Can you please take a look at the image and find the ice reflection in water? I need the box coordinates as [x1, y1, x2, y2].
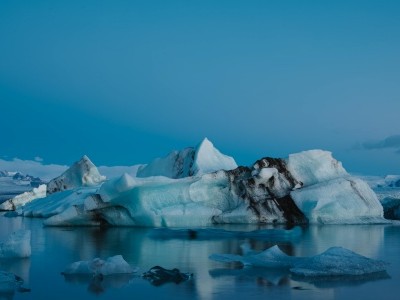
[62, 274, 135, 295]
[0, 216, 399, 300]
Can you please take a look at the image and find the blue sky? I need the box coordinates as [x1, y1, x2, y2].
[1, 0, 399, 175]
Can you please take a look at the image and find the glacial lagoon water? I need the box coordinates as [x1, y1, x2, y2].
[1, 215, 400, 300]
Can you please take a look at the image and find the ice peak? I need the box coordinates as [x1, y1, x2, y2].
[192, 138, 237, 175]
[46, 155, 106, 194]
[137, 138, 237, 178]
[195, 137, 212, 151]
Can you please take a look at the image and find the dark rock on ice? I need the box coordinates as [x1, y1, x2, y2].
[142, 266, 192, 286]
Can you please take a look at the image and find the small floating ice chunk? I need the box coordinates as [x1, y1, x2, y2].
[210, 244, 387, 277]
[62, 255, 137, 276]
[0, 230, 31, 258]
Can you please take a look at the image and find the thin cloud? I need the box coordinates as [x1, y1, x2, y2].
[0, 158, 68, 181]
[0, 157, 141, 181]
[362, 134, 400, 153]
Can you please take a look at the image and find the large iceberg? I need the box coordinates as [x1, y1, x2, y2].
[47, 155, 105, 194]
[136, 138, 237, 178]
[209, 243, 387, 277]
[0, 230, 31, 258]
[16, 144, 386, 226]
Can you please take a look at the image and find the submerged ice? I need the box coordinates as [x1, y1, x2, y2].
[209, 244, 387, 277]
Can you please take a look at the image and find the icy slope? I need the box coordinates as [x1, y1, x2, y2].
[46, 155, 105, 194]
[137, 138, 237, 178]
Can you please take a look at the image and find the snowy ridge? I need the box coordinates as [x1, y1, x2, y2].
[46, 155, 105, 194]
[137, 138, 237, 178]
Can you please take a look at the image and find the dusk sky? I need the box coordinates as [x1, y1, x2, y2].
[1, 0, 399, 175]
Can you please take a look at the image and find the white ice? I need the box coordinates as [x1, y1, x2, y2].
[137, 138, 237, 178]
[210, 244, 387, 277]
[290, 177, 386, 224]
[62, 255, 137, 276]
[286, 150, 347, 186]
[46, 155, 105, 194]
[0, 184, 46, 211]
[0, 230, 31, 258]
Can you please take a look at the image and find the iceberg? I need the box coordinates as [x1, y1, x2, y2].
[62, 255, 137, 276]
[0, 230, 31, 258]
[0, 184, 46, 211]
[209, 243, 388, 277]
[47, 155, 105, 194]
[17, 145, 385, 226]
[137, 138, 237, 178]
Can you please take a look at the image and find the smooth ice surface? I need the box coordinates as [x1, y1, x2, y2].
[0, 230, 31, 258]
[62, 255, 137, 276]
[291, 177, 386, 224]
[191, 138, 238, 175]
[286, 150, 347, 186]
[210, 244, 387, 277]
[137, 138, 237, 178]
[47, 155, 105, 194]
[0, 184, 46, 211]
[22, 187, 98, 219]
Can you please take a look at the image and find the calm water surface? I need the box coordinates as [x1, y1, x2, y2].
[1, 216, 399, 300]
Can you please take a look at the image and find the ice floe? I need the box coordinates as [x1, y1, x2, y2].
[209, 244, 388, 277]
